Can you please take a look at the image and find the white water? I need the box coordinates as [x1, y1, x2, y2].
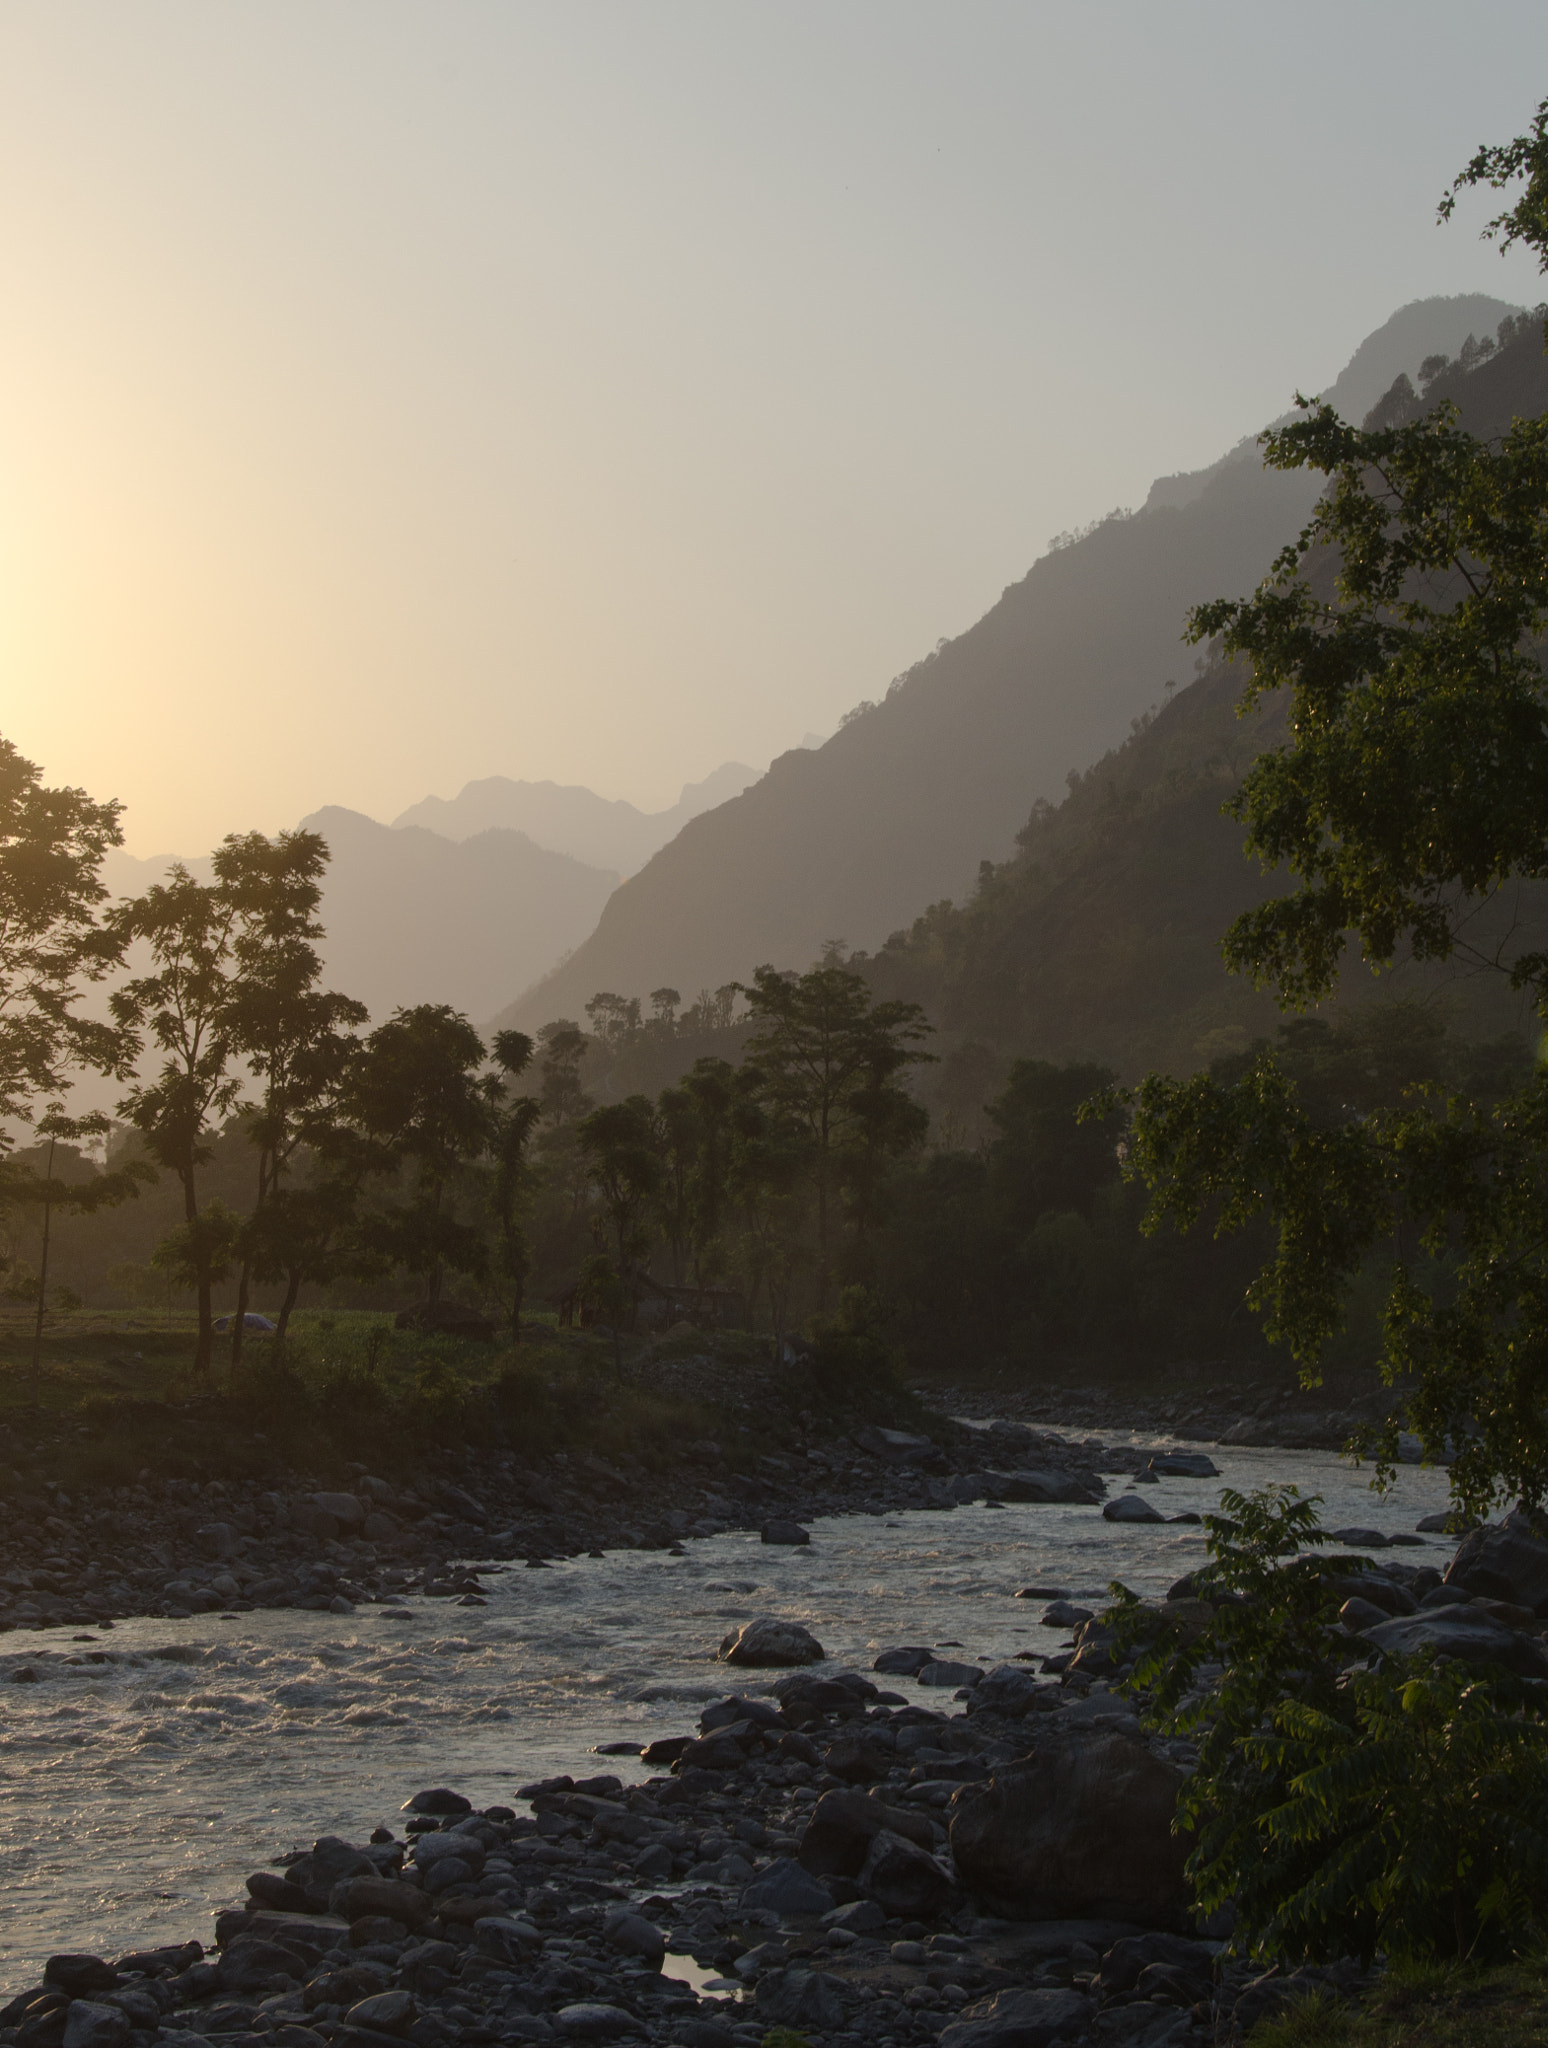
[0, 1441, 1452, 1982]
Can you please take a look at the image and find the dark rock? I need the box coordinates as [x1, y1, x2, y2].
[918, 1658, 983, 1688]
[1444, 1510, 1548, 1610]
[402, 1788, 472, 1815]
[1340, 1597, 1391, 1633]
[215, 1937, 307, 1995]
[950, 1731, 1191, 1927]
[939, 1988, 1097, 2048]
[245, 1873, 310, 1914]
[873, 1646, 935, 1676]
[718, 1617, 825, 1666]
[798, 1787, 937, 1877]
[44, 1962, 118, 2000]
[342, 1993, 415, 2038]
[1146, 1453, 1219, 1478]
[602, 1910, 665, 1963]
[1097, 1932, 1216, 1996]
[1102, 1495, 1164, 1524]
[761, 1521, 811, 1546]
[753, 1967, 846, 2032]
[60, 2006, 128, 2048]
[640, 1736, 694, 1766]
[741, 1858, 835, 1916]
[554, 2004, 644, 2039]
[337, 1877, 435, 1930]
[1362, 1606, 1548, 1677]
[1039, 1600, 1093, 1629]
[857, 1828, 952, 1919]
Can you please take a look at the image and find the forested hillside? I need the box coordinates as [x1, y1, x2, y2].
[496, 294, 1518, 1034]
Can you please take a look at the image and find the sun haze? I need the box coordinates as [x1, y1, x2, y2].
[3, 2, 1546, 853]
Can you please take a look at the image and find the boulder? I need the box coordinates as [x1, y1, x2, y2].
[1444, 1510, 1548, 1610]
[741, 1858, 835, 1916]
[873, 1646, 935, 1677]
[1039, 1600, 1093, 1630]
[719, 1617, 825, 1666]
[798, 1788, 937, 1876]
[43, 1964, 117, 2000]
[1102, 1495, 1164, 1524]
[1362, 1607, 1548, 1677]
[342, 1993, 416, 2037]
[939, 1988, 1097, 2048]
[555, 2006, 644, 2039]
[212, 1912, 348, 1962]
[60, 2008, 129, 2048]
[753, 1968, 846, 2033]
[1340, 1597, 1391, 1633]
[602, 1910, 665, 1964]
[950, 1732, 1191, 1927]
[215, 1936, 307, 1994]
[310, 1493, 365, 1529]
[1146, 1453, 1219, 1478]
[918, 1658, 983, 1688]
[1097, 1932, 1217, 1996]
[337, 1877, 435, 1929]
[473, 1920, 543, 1966]
[761, 1521, 811, 1546]
[993, 1469, 1104, 1505]
[857, 1828, 952, 1918]
[971, 1664, 1041, 1716]
[411, 1831, 486, 1877]
[402, 1787, 472, 1815]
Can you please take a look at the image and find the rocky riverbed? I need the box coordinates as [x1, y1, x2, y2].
[8, 1480, 1548, 2048]
[0, 1415, 1252, 1636]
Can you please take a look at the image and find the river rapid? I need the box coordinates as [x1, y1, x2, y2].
[0, 1439, 1452, 1979]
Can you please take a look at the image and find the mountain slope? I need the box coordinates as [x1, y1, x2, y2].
[392, 761, 759, 874]
[496, 294, 1519, 1032]
[103, 811, 618, 1027]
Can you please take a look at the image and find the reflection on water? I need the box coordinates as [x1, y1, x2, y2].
[0, 1439, 1450, 1977]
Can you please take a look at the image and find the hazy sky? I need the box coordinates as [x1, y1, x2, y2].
[4, 5, 1547, 854]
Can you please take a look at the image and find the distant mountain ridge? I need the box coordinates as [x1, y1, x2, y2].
[393, 760, 760, 874]
[102, 809, 617, 1026]
[493, 293, 1520, 1034]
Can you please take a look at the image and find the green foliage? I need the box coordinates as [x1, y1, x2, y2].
[1124, 1486, 1548, 1968]
[805, 1284, 905, 1403]
[761, 2032, 813, 2048]
[0, 735, 128, 1132]
[1114, 112, 1548, 1517]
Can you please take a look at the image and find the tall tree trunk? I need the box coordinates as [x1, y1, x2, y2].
[231, 1152, 270, 1369]
[185, 1166, 213, 1374]
[29, 1136, 55, 1410]
[276, 1265, 303, 1343]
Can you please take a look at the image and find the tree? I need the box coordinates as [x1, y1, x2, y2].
[346, 1004, 498, 1306]
[0, 737, 128, 1134]
[739, 963, 933, 1304]
[216, 830, 367, 1365]
[1118, 103, 1548, 1515]
[489, 1029, 540, 1340]
[578, 1095, 663, 1278]
[109, 866, 247, 1372]
[10, 1107, 152, 1404]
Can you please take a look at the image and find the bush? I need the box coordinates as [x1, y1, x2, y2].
[1122, 1486, 1548, 1964]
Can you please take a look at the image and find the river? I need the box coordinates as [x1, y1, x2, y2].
[0, 1439, 1452, 1979]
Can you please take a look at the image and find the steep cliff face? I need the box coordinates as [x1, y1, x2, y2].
[496, 293, 1520, 1031]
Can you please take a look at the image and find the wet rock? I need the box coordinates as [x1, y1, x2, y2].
[939, 1987, 1096, 2048]
[1146, 1453, 1219, 1478]
[823, 1897, 886, 1932]
[244, 1873, 310, 1914]
[993, 1470, 1104, 1505]
[919, 1658, 983, 1688]
[950, 1730, 1191, 1927]
[473, 1919, 542, 1965]
[1039, 1600, 1093, 1629]
[740, 1858, 835, 1916]
[971, 1664, 1041, 1716]
[640, 1735, 694, 1766]
[760, 1521, 810, 1546]
[402, 1788, 471, 1815]
[718, 1617, 825, 1666]
[1102, 1496, 1164, 1524]
[873, 1646, 935, 1676]
[857, 1827, 952, 1918]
